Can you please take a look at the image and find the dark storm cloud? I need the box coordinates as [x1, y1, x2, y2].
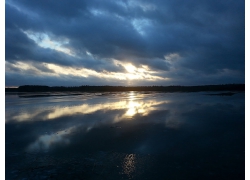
[5, 28, 79, 66]
[5, 0, 244, 86]
[5, 21, 124, 72]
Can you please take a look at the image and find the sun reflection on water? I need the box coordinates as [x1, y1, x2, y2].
[7, 92, 170, 122]
[124, 91, 150, 118]
[125, 92, 140, 117]
[122, 154, 136, 178]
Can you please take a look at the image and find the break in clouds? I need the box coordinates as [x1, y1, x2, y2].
[5, 0, 245, 87]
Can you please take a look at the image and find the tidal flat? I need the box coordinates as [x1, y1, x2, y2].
[5, 91, 245, 179]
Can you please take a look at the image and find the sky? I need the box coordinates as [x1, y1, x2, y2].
[5, 0, 245, 87]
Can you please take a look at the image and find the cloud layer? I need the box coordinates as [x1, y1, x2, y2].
[5, 0, 245, 86]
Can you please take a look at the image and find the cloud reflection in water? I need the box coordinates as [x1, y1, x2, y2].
[27, 126, 76, 152]
[7, 92, 170, 122]
[5, 92, 245, 179]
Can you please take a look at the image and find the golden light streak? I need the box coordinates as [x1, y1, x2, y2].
[7, 93, 170, 122]
[6, 61, 169, 82]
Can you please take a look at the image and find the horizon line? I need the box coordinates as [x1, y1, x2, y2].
[5, 83, 245, 88]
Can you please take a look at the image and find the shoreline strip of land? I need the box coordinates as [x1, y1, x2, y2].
[5, 84, 245, 93]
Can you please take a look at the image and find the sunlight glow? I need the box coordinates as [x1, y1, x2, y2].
[125, 64, 136, 73]
[123, 64, 154, 80]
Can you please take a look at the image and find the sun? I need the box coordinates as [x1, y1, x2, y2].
[125, 64, 136, 73]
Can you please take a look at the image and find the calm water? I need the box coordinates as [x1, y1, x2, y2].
[5, 92, 245, 180]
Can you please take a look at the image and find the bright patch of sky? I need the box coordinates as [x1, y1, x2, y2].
[132, 18, 152, 36]
[23, 31, 75, 57]
[128, 1, 156, 12]
[164, 53, 181, 63]
[116, 1, 156, 12]
[86, 51, 94, 58]
[90, 9, 106, 16]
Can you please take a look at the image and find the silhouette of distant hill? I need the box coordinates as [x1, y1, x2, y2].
[5, 84, 245, 92]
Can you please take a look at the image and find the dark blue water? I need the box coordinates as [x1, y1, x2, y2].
[5, 92, 245, 179]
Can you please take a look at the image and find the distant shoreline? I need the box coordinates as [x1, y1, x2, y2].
[5, 84, 245, 93]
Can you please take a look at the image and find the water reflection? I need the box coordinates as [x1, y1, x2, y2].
[122, 154, 136, 178]
[124, 92, 144, 117]
[6, 92, 170, 122]
[27, 126, 75, 152]
[5, 92, 245, 180]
